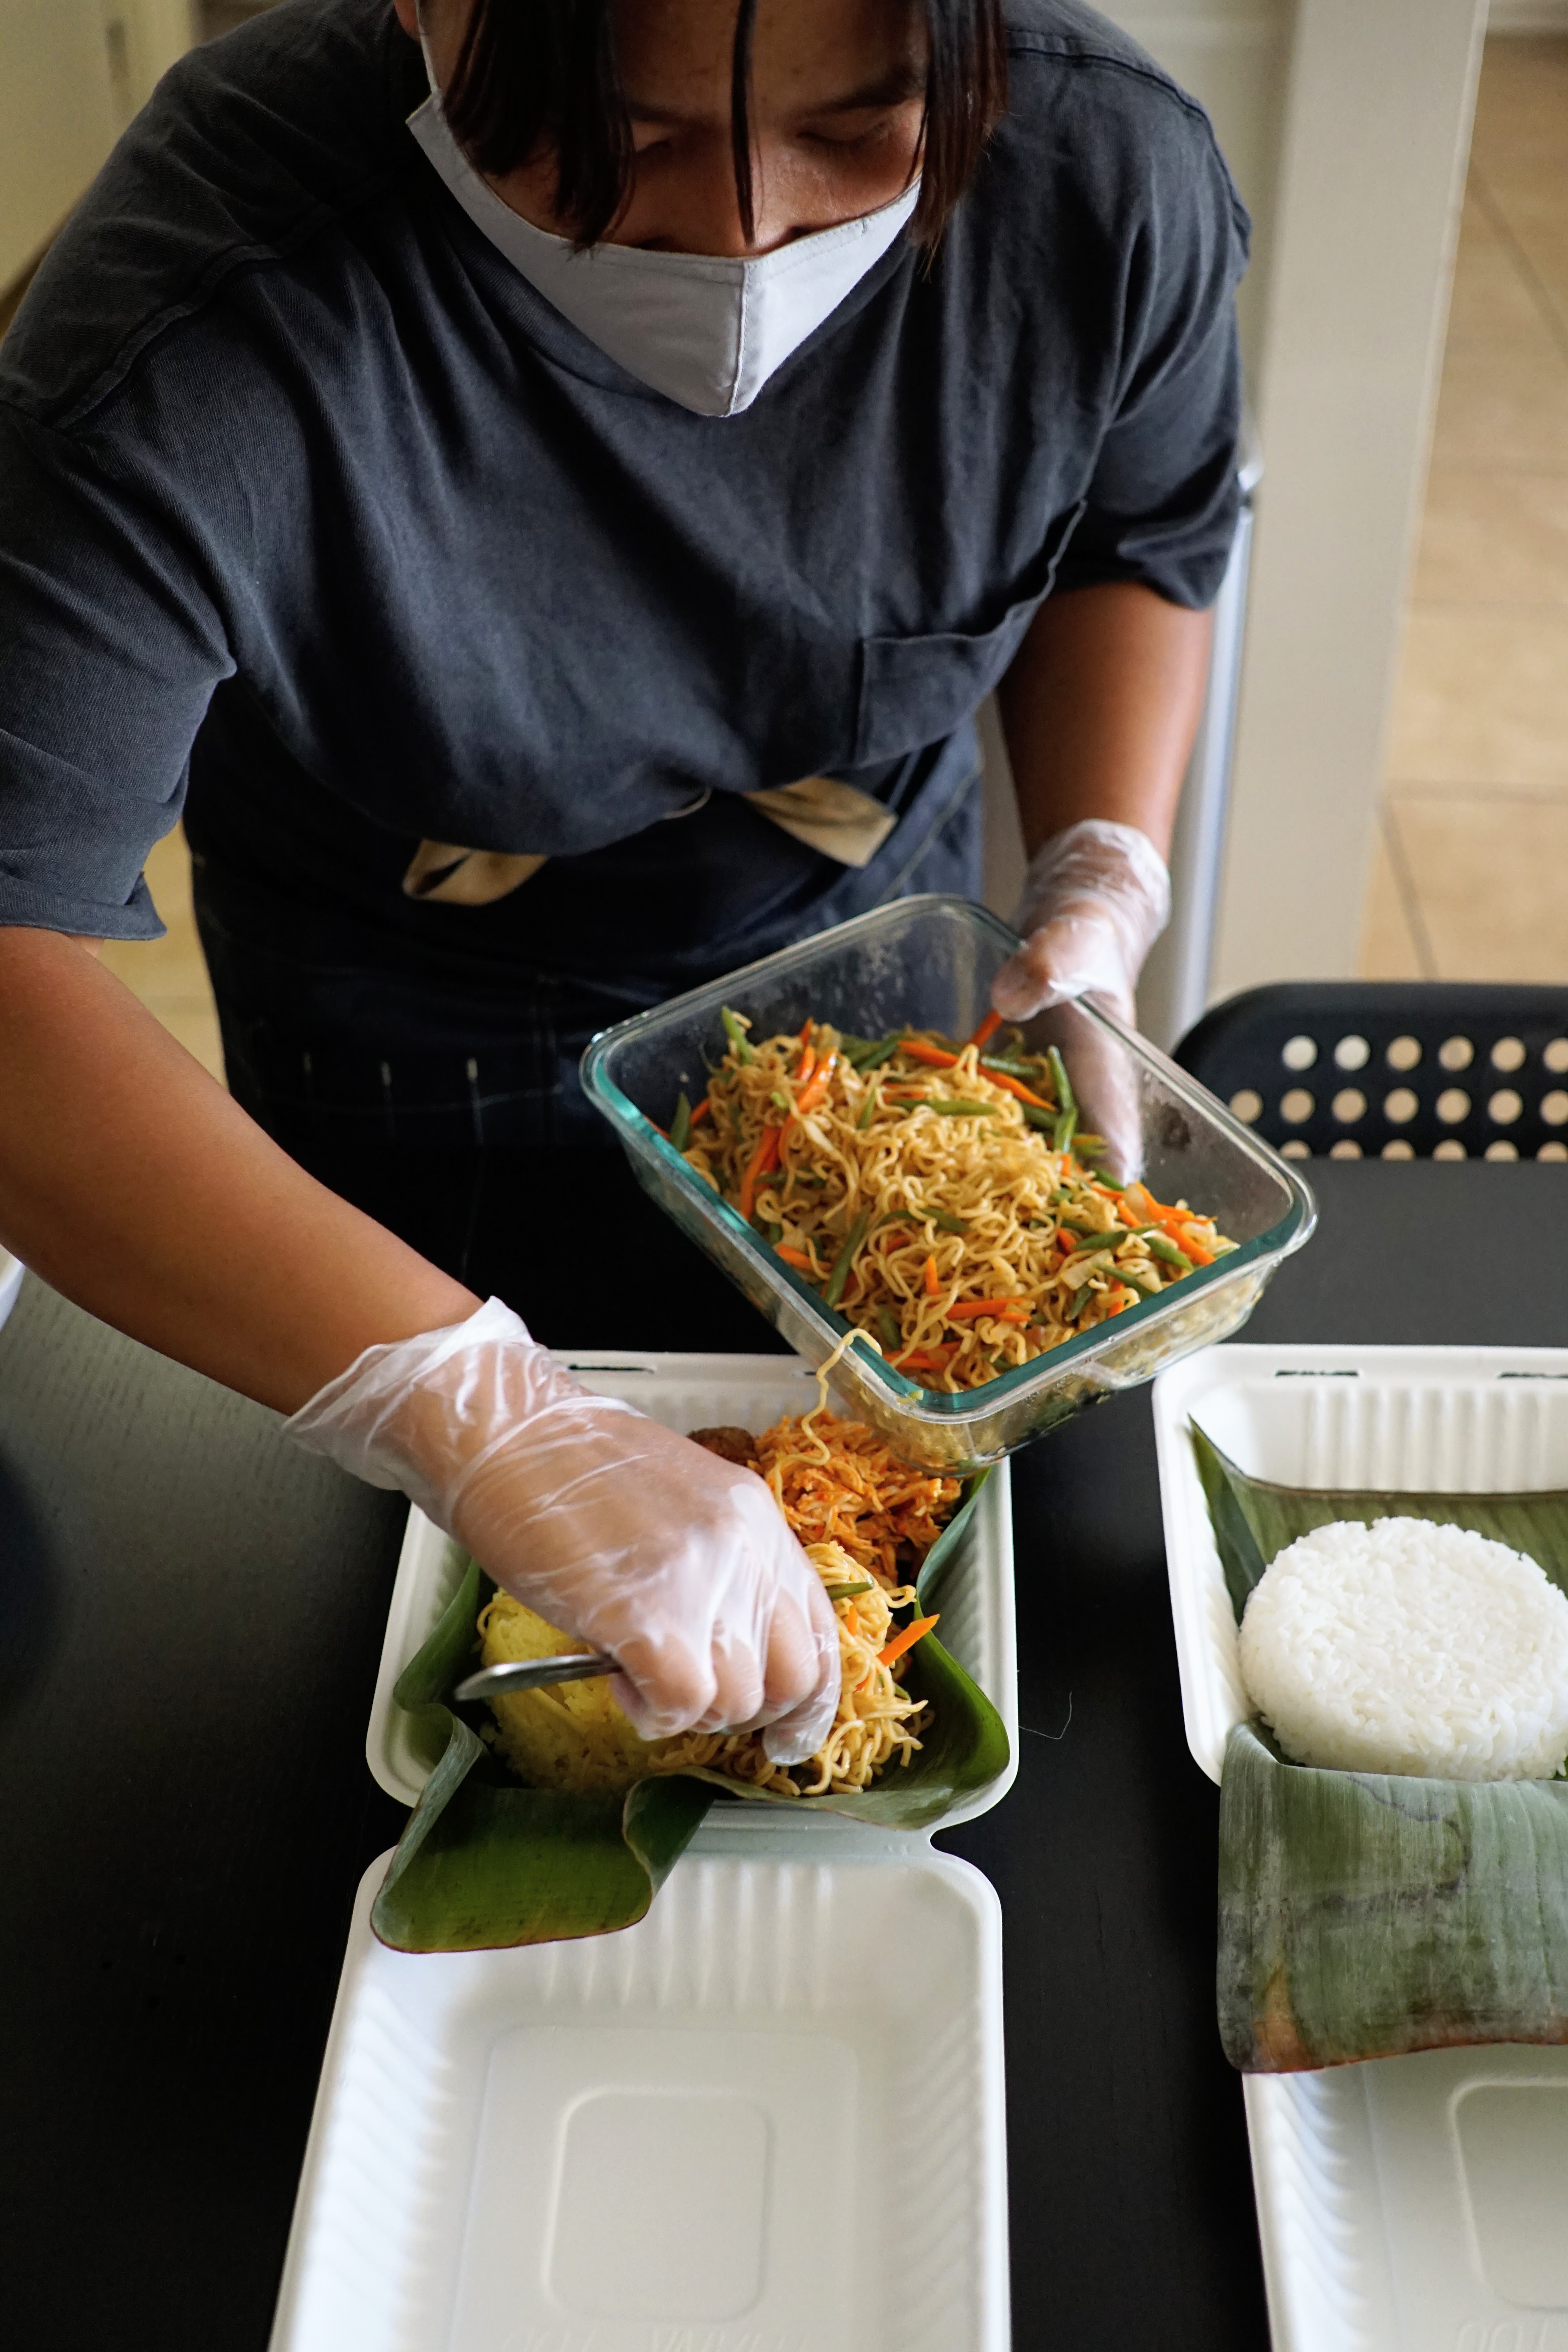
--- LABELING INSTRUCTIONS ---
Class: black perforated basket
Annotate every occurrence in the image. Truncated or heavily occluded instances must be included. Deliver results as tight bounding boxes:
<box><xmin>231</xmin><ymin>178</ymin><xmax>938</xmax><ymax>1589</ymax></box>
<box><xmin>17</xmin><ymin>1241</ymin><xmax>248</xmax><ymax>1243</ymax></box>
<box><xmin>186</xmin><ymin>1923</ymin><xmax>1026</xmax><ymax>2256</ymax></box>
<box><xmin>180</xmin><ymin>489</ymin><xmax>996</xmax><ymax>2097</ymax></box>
<box><xmin>1174</xmin><ymin>983</ymin><xmax>1568</xmax><ymax>1163</ymax></box>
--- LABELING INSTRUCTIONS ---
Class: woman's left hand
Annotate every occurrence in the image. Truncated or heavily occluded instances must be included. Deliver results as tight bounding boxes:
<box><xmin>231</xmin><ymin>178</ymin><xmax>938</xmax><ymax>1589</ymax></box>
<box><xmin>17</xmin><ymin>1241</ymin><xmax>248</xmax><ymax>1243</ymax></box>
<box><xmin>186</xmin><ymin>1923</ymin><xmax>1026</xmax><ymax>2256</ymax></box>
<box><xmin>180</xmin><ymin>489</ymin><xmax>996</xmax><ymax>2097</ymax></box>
<box><xmin>991</xmin><ymin>818</ymin><xmax>1171</xmax><ymax>1029</ymax></box>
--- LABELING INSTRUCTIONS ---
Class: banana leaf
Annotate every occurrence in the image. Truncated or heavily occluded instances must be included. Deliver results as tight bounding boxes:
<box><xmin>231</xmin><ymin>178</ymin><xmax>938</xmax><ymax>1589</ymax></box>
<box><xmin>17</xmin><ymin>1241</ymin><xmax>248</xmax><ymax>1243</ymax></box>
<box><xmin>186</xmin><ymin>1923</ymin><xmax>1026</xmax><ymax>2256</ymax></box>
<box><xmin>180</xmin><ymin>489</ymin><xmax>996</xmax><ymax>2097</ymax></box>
<box><xmin>1190</xmin><ymin>1419</ymin><xmax>1568</xmax><ymax>1622</ymax></box>
<box><xmin>1219</xmin><ymin>1721</ymin><xmax>1568</xmax><ymax>2069</ymax></box>
<box><xmin>1195</xmin><ymin>1424</ymin><xmax>1568</xmax><ymax>2069</ymax></box>
<box><xmin>372</xmin><ymin>1474</ymin><xmax>1009</xmax><ymax>1952</ymax></box>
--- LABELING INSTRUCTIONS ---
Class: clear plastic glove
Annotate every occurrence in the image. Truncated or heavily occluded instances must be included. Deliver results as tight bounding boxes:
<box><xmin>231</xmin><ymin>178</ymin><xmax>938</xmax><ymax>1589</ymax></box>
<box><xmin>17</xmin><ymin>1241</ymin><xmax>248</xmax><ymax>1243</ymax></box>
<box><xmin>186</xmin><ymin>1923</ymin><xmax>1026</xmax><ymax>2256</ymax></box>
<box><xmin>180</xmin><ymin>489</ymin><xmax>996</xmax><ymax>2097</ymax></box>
<box><xmin>991</xmin><ymin>819</ymin><xmax>1171</xmax><ymax>1029</ymax></box>
<box><xmin>283</xmin><ymin>1297</ymin><xmax>839</xmax><ymax>1765</ymax></box>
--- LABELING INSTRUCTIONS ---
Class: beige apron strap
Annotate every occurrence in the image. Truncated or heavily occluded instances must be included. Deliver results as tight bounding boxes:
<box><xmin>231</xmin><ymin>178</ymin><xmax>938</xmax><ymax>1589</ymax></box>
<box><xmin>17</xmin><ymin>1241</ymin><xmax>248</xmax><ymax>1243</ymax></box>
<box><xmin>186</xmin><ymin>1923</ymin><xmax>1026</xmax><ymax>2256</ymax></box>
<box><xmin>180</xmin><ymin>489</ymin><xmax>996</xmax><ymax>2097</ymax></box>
<box><xmin>400</xmin><ymin>777</ymin><xmax>893</xmax><ymax>908</ymax></box>
<box><xmin>744</xmin><ymin>776</ymin><xmax>896</xmax><ymax>868</ymax></box>
<box><xmin>401</xmin><ymin>841</ymin><xmax>550</xmax><ymax>906</ymax></box>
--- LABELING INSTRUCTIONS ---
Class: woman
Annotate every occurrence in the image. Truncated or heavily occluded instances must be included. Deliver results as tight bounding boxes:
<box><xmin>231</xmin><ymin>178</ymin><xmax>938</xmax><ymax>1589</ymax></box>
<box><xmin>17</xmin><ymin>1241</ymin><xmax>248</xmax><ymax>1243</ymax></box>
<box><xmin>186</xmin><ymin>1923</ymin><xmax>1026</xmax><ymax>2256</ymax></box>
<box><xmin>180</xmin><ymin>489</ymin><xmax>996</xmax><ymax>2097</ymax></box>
<box><xmin>0</xmin><ymin>0</ymin><xmax>1243</xmax><ymax>1753</ymax></box>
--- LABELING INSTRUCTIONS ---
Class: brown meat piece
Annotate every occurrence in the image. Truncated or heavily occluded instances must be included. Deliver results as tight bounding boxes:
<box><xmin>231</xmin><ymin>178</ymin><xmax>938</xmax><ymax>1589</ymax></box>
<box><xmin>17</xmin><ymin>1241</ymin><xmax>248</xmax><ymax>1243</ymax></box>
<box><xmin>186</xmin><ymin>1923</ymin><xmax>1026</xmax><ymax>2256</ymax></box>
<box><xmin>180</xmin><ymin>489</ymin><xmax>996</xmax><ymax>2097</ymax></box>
<box><xmin>688</xmin><ymin>1425</ymin><xmax>761</xmax><ymax>1472</ymax></box>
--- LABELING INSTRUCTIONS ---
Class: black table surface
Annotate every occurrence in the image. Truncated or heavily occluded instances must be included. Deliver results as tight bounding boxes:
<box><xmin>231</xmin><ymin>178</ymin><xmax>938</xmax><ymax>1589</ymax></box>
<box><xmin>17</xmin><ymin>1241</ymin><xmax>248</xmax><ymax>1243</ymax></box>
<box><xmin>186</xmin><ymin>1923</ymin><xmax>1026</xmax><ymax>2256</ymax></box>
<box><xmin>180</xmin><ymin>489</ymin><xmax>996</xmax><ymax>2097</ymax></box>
<box><xmin>5</xmin><ymin>1160</ymin><xmax>1566</xmax><ymax>2349</ymax></box>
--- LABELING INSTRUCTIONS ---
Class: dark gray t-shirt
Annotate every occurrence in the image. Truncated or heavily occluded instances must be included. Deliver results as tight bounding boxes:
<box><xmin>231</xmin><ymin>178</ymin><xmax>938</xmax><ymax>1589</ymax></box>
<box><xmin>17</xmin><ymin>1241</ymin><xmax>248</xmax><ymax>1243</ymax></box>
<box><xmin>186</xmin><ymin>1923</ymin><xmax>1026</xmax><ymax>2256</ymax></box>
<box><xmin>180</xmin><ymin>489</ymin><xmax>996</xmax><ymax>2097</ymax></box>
<box><xmin>0</xmin><ymin>0</ymin><xmax>1247</xmax><ymax>1007</ymax></box>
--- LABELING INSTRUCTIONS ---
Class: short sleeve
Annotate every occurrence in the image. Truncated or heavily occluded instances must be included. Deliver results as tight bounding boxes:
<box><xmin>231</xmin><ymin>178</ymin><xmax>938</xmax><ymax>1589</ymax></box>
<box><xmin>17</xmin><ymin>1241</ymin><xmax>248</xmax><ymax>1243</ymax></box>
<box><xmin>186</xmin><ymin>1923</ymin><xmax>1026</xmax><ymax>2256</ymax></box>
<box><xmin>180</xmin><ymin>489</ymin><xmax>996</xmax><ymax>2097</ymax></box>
<box><xmin>0</xmin><ymin>403</ymin><xmax>233</xmax><ymax>938</ymax></box>
<box><xmin>1053</xmin><ymin>94</ymin><xmax>1250</xmax><ymax>611</ymax></box>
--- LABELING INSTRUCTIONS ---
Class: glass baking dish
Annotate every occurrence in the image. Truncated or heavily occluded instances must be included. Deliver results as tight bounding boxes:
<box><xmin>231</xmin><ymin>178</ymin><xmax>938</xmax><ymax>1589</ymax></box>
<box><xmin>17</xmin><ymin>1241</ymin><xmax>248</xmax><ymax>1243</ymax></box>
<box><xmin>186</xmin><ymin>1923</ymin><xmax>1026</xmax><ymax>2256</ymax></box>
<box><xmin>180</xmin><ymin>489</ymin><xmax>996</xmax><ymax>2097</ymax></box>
<box><xmin>581</xmin><ymin>897</ymin><xmax>1316</xmax><ymax>1470</ymax></box>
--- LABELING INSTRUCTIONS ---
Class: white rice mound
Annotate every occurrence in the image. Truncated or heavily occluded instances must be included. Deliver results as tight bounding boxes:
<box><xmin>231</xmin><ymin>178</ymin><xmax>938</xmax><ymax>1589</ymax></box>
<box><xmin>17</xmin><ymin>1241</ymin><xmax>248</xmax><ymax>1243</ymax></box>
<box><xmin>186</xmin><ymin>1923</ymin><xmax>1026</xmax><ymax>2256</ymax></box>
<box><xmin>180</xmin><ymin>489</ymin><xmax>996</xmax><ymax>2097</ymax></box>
<box><xmin>1237</xmin><ymin>1516</ymin><xmax>1568</xmax><ymax>1780</ymax></box>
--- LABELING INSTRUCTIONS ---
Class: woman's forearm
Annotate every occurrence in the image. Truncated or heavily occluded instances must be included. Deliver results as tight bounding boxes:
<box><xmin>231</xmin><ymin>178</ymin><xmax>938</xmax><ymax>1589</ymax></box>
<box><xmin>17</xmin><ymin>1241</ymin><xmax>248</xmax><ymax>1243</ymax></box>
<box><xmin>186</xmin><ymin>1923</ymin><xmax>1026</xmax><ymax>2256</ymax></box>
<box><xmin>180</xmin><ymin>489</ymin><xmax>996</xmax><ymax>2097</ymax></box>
<box><xmin>997</xmin><ymin>580</ymin><xmax>1214</xmax><ymax>860</ymax></box>
<box><xmin>0</xmin><ymin>927</ymin><xmax>479</xmax><ymax>1413</ymax></box>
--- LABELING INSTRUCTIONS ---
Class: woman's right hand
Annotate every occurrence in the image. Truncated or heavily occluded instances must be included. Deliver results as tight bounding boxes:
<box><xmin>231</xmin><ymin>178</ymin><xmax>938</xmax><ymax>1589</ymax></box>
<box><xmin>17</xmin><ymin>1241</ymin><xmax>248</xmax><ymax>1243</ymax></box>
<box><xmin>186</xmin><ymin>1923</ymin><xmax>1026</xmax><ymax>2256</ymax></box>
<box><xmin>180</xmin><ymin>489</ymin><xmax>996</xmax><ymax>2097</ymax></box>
<box><xmin>284</xmin><ymin>1298</ymin><xmax>840</xmax><ymax>1762</ymax></box>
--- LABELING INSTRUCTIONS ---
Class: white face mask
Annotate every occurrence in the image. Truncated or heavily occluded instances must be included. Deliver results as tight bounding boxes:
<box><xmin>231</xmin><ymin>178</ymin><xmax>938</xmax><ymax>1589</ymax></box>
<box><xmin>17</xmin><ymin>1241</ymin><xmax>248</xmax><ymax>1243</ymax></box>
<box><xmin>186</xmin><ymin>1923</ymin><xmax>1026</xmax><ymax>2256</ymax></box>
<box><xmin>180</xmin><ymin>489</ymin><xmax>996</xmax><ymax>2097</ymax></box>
<box><xmin>407</xmin><ymin>33</ymin><xmax>919</xmax><ymax>417</ymax></box>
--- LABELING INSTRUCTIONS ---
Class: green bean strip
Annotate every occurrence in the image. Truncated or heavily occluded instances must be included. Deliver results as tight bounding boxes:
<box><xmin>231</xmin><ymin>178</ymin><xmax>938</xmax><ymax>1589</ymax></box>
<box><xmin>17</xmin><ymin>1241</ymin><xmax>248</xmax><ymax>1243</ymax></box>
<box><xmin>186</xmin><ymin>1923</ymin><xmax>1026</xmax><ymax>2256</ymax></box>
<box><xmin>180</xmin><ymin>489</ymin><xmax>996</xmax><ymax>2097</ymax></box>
<box><xmin>720</xmin><ymin>1005</ymin><xmax>755</xmax><ymax>1063</ymax></box>
<box><xmin>845</xmin><ymin>1034</ymin><xmax>901</xmax><ymax>1071</ymax></box>
<box><xmin>1119</xmin><ymin>1265</ymin><xmax>1163</xmax><ymax>1298</ymax></box>
<box><xmin>823</xmin><ymin>1209</ymin><xmax>871</xmax><ymax>1308</ymax></box>
<box><xmin>1022</xmin><ymin>1105</ymin><xmax>1055</xmax><ymax>1132</ymax></box>
<box><xmin>822</xmin><ymin>1581</ymin><xmax>875</xmax><ymax>1601</ymax></box>
<box><xmin>922</xmin><ymin>1206</ymin><xmax>971</xmax><ymax>1236</ymax></box>
<box><xmin>857</xmin><ymin>1084</ymin><xmax>879</xmax><ymax>1131</ymax></box>
<box><xmin>1144</xmin><ymin>1232</ymin><xmax>1194</xmax><ymax>1272</ymax></box>
<box><xmin>1052</xmin><ymin>1107</ymin><xmax>1078</xmax><ymax>1151</ymax></box>
<box><xmin>876</xmin><ymin>1305</ymin><xmax>903</xmax><ymax>1351</ymax></box>
<box><xmin>929</xmin><ymin>1100</ymin><xmax>998</xmax><ymax>1117</ymax></box>
<box><xmin>979</xmin><ymin>1054</ymin><xmax>1051</xmax><ymax>1080</ymax></box>
<box><xmin>1048</xmin><ymin>1045</ymin><xmax>1076</xmax><ymax>1117</ymax></box>
<box><xmin>670</xmin><ymin>1092</ymin><xmax>692</xmax><ymax>1153</ymax></box>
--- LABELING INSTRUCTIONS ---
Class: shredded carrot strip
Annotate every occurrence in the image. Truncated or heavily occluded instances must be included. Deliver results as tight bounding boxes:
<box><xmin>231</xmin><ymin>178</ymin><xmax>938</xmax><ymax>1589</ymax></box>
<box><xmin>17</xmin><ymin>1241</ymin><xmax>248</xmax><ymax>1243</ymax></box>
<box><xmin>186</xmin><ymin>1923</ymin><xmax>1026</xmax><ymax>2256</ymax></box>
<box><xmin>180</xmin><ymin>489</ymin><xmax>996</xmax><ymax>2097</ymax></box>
<box><xmin>777</xmin><ymin>1243</ymin><xmax>817</xmax><ymax>1272</ymax></box>
<box><xmin>739</xmin><ymin>1125</ymin><xmax>782</xmax><ymax>1220</ymax></box>
<box><xmin>880</xmin><ymin>1613</ymin><xmax>940</xmax><ymax>1668</ymax></box>
<box><xmin>689</xmin><ymin>1097</ymin><xmax>712</xmax><ymax>1126</ymax></box>
<box><xmin>922</xmin><ymin>1253</ymin><xmax>940</xmax><ymax>1296</ymax></box>
<box><xmin>1181</xmin><ymin>1234</ymin><xmax>1215</xmax><ymax>1267</ymax></box>
<box><xmin>897</xmin><ymin>1029</ymin><xmax>1050</xmax><ymax>1107</ymax></box>
<box><xmin>984</xmin><ymin>1070</ymin><xmax>1052</xmax><ymax>1110</ymax></box>
<box><xmin>794</xmin><ymin>1053</ymin><xmax>837</xmax><ymax>1118</ymax></box>
<box><xmin>947</xmin><ymin>1298</ymin><xmax>1032</xmax><ymax>1322</ymax></box>
<box><xmin>967</xmin><ymin>1009</ymin><xmax>1004</xmax><ymax>1052</ymax></box>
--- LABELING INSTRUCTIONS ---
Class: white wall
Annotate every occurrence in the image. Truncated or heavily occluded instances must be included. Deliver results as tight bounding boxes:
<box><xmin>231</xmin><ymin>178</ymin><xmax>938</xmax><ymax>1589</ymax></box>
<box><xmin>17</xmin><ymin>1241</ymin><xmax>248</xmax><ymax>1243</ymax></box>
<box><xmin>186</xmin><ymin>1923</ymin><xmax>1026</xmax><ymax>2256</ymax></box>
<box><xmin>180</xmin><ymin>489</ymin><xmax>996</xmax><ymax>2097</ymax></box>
<box><xmin>0</xmin><ymin>3</ymin><xmax>118</xmax><ymax>288</ymax></box>
<box><xmin>0</xmin><ymin>0</ymin><xmax>195</xmax><ymax>292</ymax></box>
<box><xmin>1095</xmin><ymin>1</ymin><xmax>1491</xmax><ymax>1012</ymax></box>
<box><xmin>981</xmin><ymin>0</ymin><xmax>1297</xmax><ymax>958</ymax></box>
<box><xmin>1210</xmin><ymin>0</ymin><xmax>1487</xmax><ymax>998</ymax></box>
<box><xmin>1108</xmin><ymin>4</ymin><xmax>1295</xmax><ymax>383</ymax></box>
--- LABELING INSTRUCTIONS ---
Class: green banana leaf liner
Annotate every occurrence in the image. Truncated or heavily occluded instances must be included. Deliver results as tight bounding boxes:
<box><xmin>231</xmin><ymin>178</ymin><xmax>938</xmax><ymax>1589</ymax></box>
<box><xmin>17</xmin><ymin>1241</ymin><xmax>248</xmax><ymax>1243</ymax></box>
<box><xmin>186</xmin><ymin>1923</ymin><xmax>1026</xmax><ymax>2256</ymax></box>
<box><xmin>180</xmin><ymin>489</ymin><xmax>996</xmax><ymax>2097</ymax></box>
<box><xmin>1193</xmin><ymin>1422</ymin><xmax>1568</xmax><ymax>2071</ymax></box>
<box><xmin>372</xmin><ymin>1470</ymin><xmax>1010</xmax><ymax>1952</ymax></box>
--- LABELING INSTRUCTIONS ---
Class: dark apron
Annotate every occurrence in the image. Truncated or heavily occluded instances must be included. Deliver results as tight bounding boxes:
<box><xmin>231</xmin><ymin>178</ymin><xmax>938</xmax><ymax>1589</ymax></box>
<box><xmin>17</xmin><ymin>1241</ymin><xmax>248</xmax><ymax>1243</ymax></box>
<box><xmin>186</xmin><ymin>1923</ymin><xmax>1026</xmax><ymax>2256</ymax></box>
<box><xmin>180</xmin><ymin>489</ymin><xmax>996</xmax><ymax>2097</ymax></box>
<box><xmin>192</xmin><ymin>734</ymin><xmax>983</xmax><ymax>1329</ymax></box>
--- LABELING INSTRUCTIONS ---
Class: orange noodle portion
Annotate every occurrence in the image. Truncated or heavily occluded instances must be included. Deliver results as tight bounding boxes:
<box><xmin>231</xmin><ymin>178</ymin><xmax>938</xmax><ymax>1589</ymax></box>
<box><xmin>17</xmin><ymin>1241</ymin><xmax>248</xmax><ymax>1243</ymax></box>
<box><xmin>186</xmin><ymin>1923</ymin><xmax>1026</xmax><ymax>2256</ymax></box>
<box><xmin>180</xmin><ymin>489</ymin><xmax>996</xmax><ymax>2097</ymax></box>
<box><xmin>477</xmin><ymin>1409</ymin><xmax>959</xmax><ymax>1798</ymax></box>
<box><xmin>679</xmin><ymin>1014</ymin><xmax>1236</xmax><ymax>1393</ymax></box>
<box><xmin>754</xmin><ymin>1410</ymin><xmax>960</xmax><ymax>1590</ymax></box>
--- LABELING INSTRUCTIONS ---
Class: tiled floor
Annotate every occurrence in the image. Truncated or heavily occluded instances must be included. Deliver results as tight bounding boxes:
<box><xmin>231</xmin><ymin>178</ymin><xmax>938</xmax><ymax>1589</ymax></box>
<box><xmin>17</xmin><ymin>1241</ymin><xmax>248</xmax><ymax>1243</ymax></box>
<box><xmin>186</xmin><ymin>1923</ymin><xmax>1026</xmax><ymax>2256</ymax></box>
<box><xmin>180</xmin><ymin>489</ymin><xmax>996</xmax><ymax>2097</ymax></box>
<box><xmin>1362</xmin><ymin>34</ymin><xmax>1568</xmax><ymax>984</ymax></box>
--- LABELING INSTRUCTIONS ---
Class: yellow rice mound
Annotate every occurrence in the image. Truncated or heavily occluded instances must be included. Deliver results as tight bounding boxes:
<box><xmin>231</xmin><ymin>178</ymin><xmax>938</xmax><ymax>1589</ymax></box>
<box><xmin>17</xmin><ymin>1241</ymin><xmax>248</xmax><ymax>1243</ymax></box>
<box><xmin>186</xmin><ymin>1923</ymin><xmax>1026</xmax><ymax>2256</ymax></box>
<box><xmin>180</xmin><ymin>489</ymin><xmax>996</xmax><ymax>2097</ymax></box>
<box><xmin>477</xmin><ymin>1536</ymin><xmax>929</xmax><ymax>1798</ymax></box>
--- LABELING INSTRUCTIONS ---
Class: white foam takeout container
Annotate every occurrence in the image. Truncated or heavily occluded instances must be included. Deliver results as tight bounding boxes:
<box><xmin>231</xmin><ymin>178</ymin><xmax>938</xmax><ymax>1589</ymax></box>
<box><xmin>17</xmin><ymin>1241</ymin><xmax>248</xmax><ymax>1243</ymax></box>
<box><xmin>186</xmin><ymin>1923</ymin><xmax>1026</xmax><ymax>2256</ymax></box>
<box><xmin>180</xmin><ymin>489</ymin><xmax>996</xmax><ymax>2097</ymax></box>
<box><xmin>1152</xmin><ymin>1343</ymin><xmax>1568</xmax><ymax>2352</ymax></box>
<box><xmin>271</xmin><ymin>1353</ymin><xmax>1015</xmax><ymax>2352</ymax></box>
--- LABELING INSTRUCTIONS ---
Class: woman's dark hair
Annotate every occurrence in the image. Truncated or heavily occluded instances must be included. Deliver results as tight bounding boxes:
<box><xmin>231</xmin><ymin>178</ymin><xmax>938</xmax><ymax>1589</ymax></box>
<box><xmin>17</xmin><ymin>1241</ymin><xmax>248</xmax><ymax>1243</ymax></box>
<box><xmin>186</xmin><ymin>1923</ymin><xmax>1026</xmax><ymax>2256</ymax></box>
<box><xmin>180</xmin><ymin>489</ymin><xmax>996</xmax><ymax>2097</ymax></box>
<box><xmin>443</xmin><ymin>0</ymin><xmax>1008</xmax><ymax>249</ymax></box>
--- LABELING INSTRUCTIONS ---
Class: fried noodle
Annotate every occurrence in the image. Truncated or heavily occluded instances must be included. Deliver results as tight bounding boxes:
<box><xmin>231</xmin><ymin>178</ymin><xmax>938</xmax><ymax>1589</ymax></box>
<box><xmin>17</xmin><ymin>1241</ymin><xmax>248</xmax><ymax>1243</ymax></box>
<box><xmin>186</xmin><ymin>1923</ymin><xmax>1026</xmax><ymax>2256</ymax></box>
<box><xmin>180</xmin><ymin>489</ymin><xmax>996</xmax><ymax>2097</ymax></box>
<box><xmin>680</xmin><ymin>1015</ymin><xmax>1234</xmax><ymax>1392</ymax></box>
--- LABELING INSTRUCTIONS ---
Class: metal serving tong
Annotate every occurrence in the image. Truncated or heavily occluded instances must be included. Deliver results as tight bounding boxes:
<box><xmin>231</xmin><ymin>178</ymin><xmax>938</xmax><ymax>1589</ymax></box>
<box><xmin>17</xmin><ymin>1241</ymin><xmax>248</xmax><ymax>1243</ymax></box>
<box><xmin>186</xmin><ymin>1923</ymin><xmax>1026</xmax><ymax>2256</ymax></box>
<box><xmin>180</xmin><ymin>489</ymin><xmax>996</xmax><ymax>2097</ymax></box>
<box><xmin>454</xmin><ymin>1653</ymin><xmax>615</xmax><ymax>1703</ymax></box>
